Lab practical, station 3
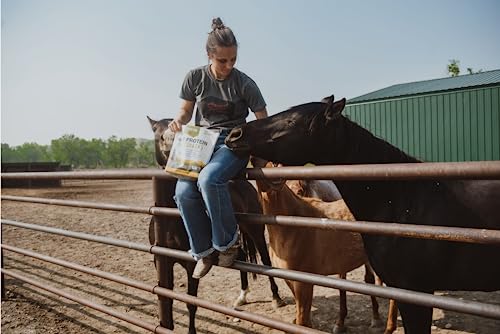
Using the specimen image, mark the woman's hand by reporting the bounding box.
[168,119,184,132]
[169,100,195,132]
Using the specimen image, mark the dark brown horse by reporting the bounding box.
[225,96,500,334]
[147,117,283,333]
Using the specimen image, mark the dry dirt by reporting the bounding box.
[1,178,499,334]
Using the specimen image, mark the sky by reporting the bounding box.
[2,0,500,146]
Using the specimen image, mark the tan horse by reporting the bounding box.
[253,160,397,333]
[286,179,342,202]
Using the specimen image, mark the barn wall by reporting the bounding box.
[344,86,500,162]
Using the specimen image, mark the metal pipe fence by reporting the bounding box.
[3,195,500,245]
[1,161,500,181]
[2,161,500,332]
[2,219,500,320]
[1,244,324,334]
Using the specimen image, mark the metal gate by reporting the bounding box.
[2,161,500,333]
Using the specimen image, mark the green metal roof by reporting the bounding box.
[348,69,500,104]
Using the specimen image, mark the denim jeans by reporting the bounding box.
[174,130,249,260]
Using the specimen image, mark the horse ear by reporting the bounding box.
[321,94,335,104]
[147,116,157,129]
[325,98,346,121]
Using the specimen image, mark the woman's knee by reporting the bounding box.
[197,169,220,190]
[175,180,200,202]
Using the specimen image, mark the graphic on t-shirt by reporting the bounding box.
[198,96,235,125]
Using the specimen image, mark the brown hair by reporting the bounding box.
[206,17,238,54]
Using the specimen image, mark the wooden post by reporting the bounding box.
[152,177,177,328]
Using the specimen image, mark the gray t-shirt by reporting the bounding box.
[180,65,266,129]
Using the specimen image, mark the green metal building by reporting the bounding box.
[344,69,500,162]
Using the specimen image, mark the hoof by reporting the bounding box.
[233,289,249,307]
[233,297,248,307]
[272,297,286,309]
[333,324,347,334]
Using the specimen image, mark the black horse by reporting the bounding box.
[225,96,500,334]
[147,117,283,333]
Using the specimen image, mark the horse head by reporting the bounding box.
[147,116,175,168]
[225,95,347,165]
[249,156,286,193]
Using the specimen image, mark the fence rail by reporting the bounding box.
[1,161,500,180]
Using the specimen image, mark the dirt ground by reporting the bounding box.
[1,177,499,334]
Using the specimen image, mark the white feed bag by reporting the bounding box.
[165,125,220,179]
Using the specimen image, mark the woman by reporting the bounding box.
[168,17,268,279]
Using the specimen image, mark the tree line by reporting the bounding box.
[1,134,157,168]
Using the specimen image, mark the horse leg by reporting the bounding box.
[158,259,175,331]
[397,302,432,334]
[364,264,384,329]
[251,226,285,308]
[234,247,250,307]
[291,281,314,327]
[384,299,398,334]
[186,269,200,334]
[333,273,347,334]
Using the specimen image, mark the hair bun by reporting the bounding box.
[211,17,225,30]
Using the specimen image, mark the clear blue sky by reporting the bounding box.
[2,0,500,146]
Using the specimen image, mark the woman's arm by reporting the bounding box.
[169,99,195,132]
[254,108,268,119]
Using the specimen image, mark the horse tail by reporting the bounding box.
[240,231,258,279]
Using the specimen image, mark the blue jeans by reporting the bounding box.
[174,130,249,260]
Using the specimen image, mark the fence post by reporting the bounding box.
[152,177,177,329]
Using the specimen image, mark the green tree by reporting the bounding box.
[467,67,483,75]
[131,140,156,167]
[447,59,460,77]
[1,143,17,162]
[1,142,51,162]
[51,134,83,167]
[15,142,52,162]
[105,136,137,168]
[79,138,106,168]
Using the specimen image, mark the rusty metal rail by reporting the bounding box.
[2,220,500,320]
[2,244,324,334]
[1,268,173,334]
[1,161,500,181]
[3,195,500,245]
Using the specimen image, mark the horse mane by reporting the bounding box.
[340,114,421,164]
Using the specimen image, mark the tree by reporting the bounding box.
[131,140,156,167]
[467,67,483,75]
[1,142,51,162]
[447,59,460,77]
[16,143,51,162]
[104,136,137,168]
[78,138,106,168]
[51,134,83,167]
[1,143,17,162]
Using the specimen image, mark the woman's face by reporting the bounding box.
[208,46,237,80]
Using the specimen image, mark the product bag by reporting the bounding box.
[165,125,220,179]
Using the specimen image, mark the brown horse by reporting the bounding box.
[253,159,395,333]
[147,117,284,321]
[286,179,342,202]
[284,178,398,333]
[225,95,500,334]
